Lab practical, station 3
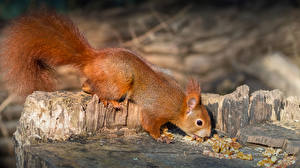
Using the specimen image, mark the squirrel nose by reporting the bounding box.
[196,129,211,138]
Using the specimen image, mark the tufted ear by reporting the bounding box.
[186,79,201,111]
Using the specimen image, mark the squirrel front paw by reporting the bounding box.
[157,135,174,144]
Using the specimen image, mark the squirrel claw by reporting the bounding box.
[192,135,199,141]
[101,99,122,109]
[101,100,109,107]
[109,100,122,109]
[157,136,174,144]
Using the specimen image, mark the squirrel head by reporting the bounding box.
[177,79,211,138]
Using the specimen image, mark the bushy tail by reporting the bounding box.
[0,11,94,96]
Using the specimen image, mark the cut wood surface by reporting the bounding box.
[19,135,259,168]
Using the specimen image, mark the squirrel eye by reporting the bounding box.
[196,119,203,126]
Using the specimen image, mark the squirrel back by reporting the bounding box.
[0,11,211,141]
[0,11,94,96]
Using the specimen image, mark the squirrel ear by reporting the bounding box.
[186,79,201,111]
[187,98,197,110]
[186,78,201,95]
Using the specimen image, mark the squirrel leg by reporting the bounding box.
[82,80,94,94]
[83,79,130,108]
[141,110,170,142]
[83,62,133,108]
[108,100,122,108]
[82,80,122,108]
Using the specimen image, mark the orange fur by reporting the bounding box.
[0,11,93,96]
[186,79,201,109]
[0,11,211,141]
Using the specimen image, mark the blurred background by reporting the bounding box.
[0,0,300,167]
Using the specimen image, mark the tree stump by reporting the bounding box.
[13,85,300,167]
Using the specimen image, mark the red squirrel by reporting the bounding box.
[0,12,211,142]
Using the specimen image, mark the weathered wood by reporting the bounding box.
[19,135,259,168]
[221,85,249,137]
[13,85,300,167]
[14,91,141,145]
[283,140,300,155]
[237,123,300,154]
[203,85,283,137]
[249,89,283,124]
[14,85,300,143]
[281,96,300,121]
[201,93,223,130]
